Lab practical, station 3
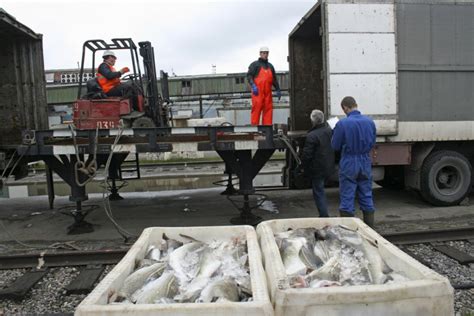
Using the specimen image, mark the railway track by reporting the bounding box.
[0,226,472,314]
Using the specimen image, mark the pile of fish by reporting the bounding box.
[113,234,252,304]
[274,225,408,288]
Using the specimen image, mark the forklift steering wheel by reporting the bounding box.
[121,74,138,81]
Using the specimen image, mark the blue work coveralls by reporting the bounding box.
[331,110,376,214]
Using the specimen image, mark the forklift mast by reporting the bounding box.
[139,41,169,127]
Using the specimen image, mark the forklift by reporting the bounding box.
[73,38,171,129]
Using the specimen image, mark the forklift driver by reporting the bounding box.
[97,50,140,115]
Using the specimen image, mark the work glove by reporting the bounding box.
[251,83,259,96]
[120,67,130,74]
[276,89,281,100]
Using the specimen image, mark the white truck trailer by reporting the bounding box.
[285,0,474,206]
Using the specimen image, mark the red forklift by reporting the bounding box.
[73,38,171,129]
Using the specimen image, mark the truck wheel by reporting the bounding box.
[420,150,472,206]
[132,117,155,128]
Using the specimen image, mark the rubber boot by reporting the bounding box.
[339,210,354,217]
[363,211,375,228]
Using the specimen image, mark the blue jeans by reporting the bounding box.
[312,177,329,217]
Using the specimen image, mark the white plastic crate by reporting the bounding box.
[256,218,454,316]
[76,225,273,316]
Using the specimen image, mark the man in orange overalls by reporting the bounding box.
[247,47,281,125]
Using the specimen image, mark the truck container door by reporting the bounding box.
[324,1,397,135]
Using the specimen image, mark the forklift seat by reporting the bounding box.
[82,78,107,100]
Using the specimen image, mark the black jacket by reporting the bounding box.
[301,122,335,179]
[246,58,280,90]
[98,62,122,80]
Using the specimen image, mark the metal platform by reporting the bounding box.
[16,125,287,233]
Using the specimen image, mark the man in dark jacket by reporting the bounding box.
[247,47,281,126]
[331,96,377,227]
[301,110,335,217]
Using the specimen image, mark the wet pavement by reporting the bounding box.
[1,184,473,245]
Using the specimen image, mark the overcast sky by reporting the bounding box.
[2,0,315,75]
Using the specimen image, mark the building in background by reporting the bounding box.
[44,70,290,128]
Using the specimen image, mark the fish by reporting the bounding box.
[337,246,371,285]
[145,245,161,261]
[299,243,324,270]
[305,255,340,283]
[164,233,184,250]
[195,246,221,279]
[111,235,252,305]
[168,241,205,285]
[292,227,319,244]
[176,277,210,303]
[313,240,330,263]
[136,258,156,269]
[158,234,184,255]
[279,237,308,276]
[327,225,363,249]
[118,262,166,299]
[361,238,392,284]
[277,226,405,289]
[198,277,239,303]
[133,271,178,304]
[274,230,294,240]
[176,247,221,302]
[212,239,252,296]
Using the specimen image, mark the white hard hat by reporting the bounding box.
[259,46,269,52]
[102,50,116,58]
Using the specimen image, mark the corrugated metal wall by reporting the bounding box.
[163,72,289,97]
[47,85,83,104]
[397,1,474,121]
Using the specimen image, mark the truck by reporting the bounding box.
[285,0,474,206]
[0,9,48,179]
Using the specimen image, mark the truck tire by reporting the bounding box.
[132,117,155,128]
[420,150,472,206]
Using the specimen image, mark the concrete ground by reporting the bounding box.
[1,184,473,248]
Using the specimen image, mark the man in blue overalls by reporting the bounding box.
[331,96,377,227]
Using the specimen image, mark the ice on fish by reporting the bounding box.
[275,225,409,288]
[114,234,252,305]
[168,241,205,285]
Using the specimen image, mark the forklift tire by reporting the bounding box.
[132,117,155,128]
[420,150,472,206]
